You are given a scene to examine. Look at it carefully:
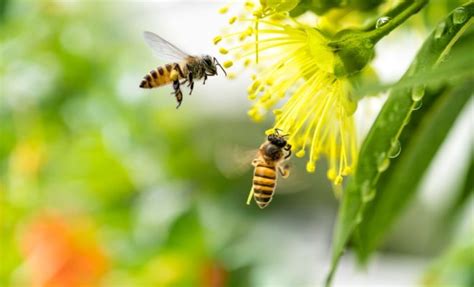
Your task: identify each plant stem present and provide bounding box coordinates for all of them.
[366,0,429,44]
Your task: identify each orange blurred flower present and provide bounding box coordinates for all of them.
[200,261,228,287]
[20,215,108,287]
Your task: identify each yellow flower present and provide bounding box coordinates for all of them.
[215,2,358,185]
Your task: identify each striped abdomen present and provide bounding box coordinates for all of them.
[139,63,186,89]
[252,163,277,209]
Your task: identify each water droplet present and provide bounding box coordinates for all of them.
[411,85,425,102]
[453,7,468,25]
[377,152,390,172]
[375,16,391,28]
[412,100,423,111]
[434,22,446,39]
[388,140,401,158]
[355,212,363,224]
[361,180,375,202]
[362,188,376,202]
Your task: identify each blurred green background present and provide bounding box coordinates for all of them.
[0,1,472,286]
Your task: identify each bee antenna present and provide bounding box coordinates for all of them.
[214,57,227,76]
[274,128,288,136]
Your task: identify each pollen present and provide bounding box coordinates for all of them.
[218,6,229,14]
[306,162,316,173]
[229,16,238,24]
[223,60,233,68]
[334,175,344,185]
[213,36,223,45]
[272,109,283,116]
[296,150,305,158]
[244,1,255,10]
[170,70,179,81]
[219,47,229,55]
[327,169,337,181]
[227,72,237,80]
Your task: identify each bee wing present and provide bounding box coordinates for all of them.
[143,31,190,62]
[214,145,259,179]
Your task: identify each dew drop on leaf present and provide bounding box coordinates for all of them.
[362,188,376,202]
[355,212,363,224]
[375,16,391,29]
[361,180,376,202]
[411,85,425,102]
[434,22,446,39]
[412,100,423,111]
[453,7,468,25]
[388,140,401,158]
[377,152,390,172]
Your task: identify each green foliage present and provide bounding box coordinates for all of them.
[327,2,473,285]
[422,236,474,286]
[354,81,472,262]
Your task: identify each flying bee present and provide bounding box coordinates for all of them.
[139,31,227,108]
[247,129,292,209]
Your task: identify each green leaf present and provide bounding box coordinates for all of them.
[421,237,474,286]
[326,3,474,285]
[353,33,474,98]
[354,81,472,262]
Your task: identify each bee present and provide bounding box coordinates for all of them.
[139,31,226,108]
[247,129,292,209]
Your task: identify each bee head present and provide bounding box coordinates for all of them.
[202,55,217,75]
[267,133,287,148]
[202,55,227,77]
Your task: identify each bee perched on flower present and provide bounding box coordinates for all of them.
[215,0,361,187]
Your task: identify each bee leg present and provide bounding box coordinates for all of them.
[203,74,208,85]
[188,72,194,95]
[172,80,183,109]
[278,164,290,178]
[284,144,292,159]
